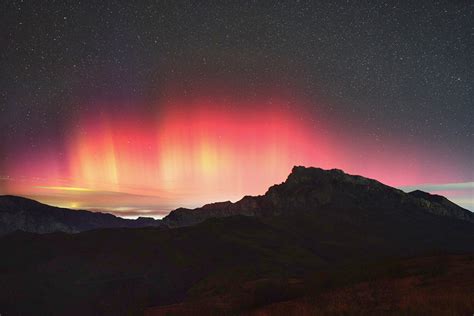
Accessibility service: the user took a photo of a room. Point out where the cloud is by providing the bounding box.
[399,182,474,192]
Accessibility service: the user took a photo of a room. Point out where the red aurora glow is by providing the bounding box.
[2,95,471,216]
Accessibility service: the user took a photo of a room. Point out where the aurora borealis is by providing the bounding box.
[2,90,472,216]
[1,1,472,216]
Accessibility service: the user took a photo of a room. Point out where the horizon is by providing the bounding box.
[3,165,473,219]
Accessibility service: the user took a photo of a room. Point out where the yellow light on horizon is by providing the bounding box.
[35,186,95,192]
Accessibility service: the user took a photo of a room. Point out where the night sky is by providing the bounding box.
[1,1,472,216]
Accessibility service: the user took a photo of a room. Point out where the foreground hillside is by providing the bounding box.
[0,166,473,315]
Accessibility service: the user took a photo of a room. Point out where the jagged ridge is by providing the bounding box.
[163,166,473,227]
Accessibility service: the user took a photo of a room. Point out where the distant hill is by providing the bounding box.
[0,195,164,234]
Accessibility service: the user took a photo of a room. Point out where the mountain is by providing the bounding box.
[2,167,471,234]
[163,166,474,227]
[0,195,164,235]
[0,166,473,315]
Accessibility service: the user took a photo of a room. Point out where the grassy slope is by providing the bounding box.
[145,255,474,315]
[246,254,474,316]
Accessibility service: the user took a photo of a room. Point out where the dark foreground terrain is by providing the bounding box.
[0,167,473,315]
[147,254,474,315]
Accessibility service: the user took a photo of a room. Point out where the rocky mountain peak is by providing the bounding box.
[163,166,474,227]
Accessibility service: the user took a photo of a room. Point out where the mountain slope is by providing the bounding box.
[0,195,164,235]
[163,166,474,227]
[408,189,473,222]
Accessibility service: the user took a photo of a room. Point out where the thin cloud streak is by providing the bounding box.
[400,182,474,192]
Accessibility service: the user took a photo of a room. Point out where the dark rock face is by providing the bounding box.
[163,166,474,227]
[0,195,164,235]
[409,190,474,222]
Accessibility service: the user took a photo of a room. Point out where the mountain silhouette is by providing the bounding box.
[0,166,473,315]
[0,195,163,235]
[163,166,474,227]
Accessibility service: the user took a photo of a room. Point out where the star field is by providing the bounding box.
[0,0,472,214]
